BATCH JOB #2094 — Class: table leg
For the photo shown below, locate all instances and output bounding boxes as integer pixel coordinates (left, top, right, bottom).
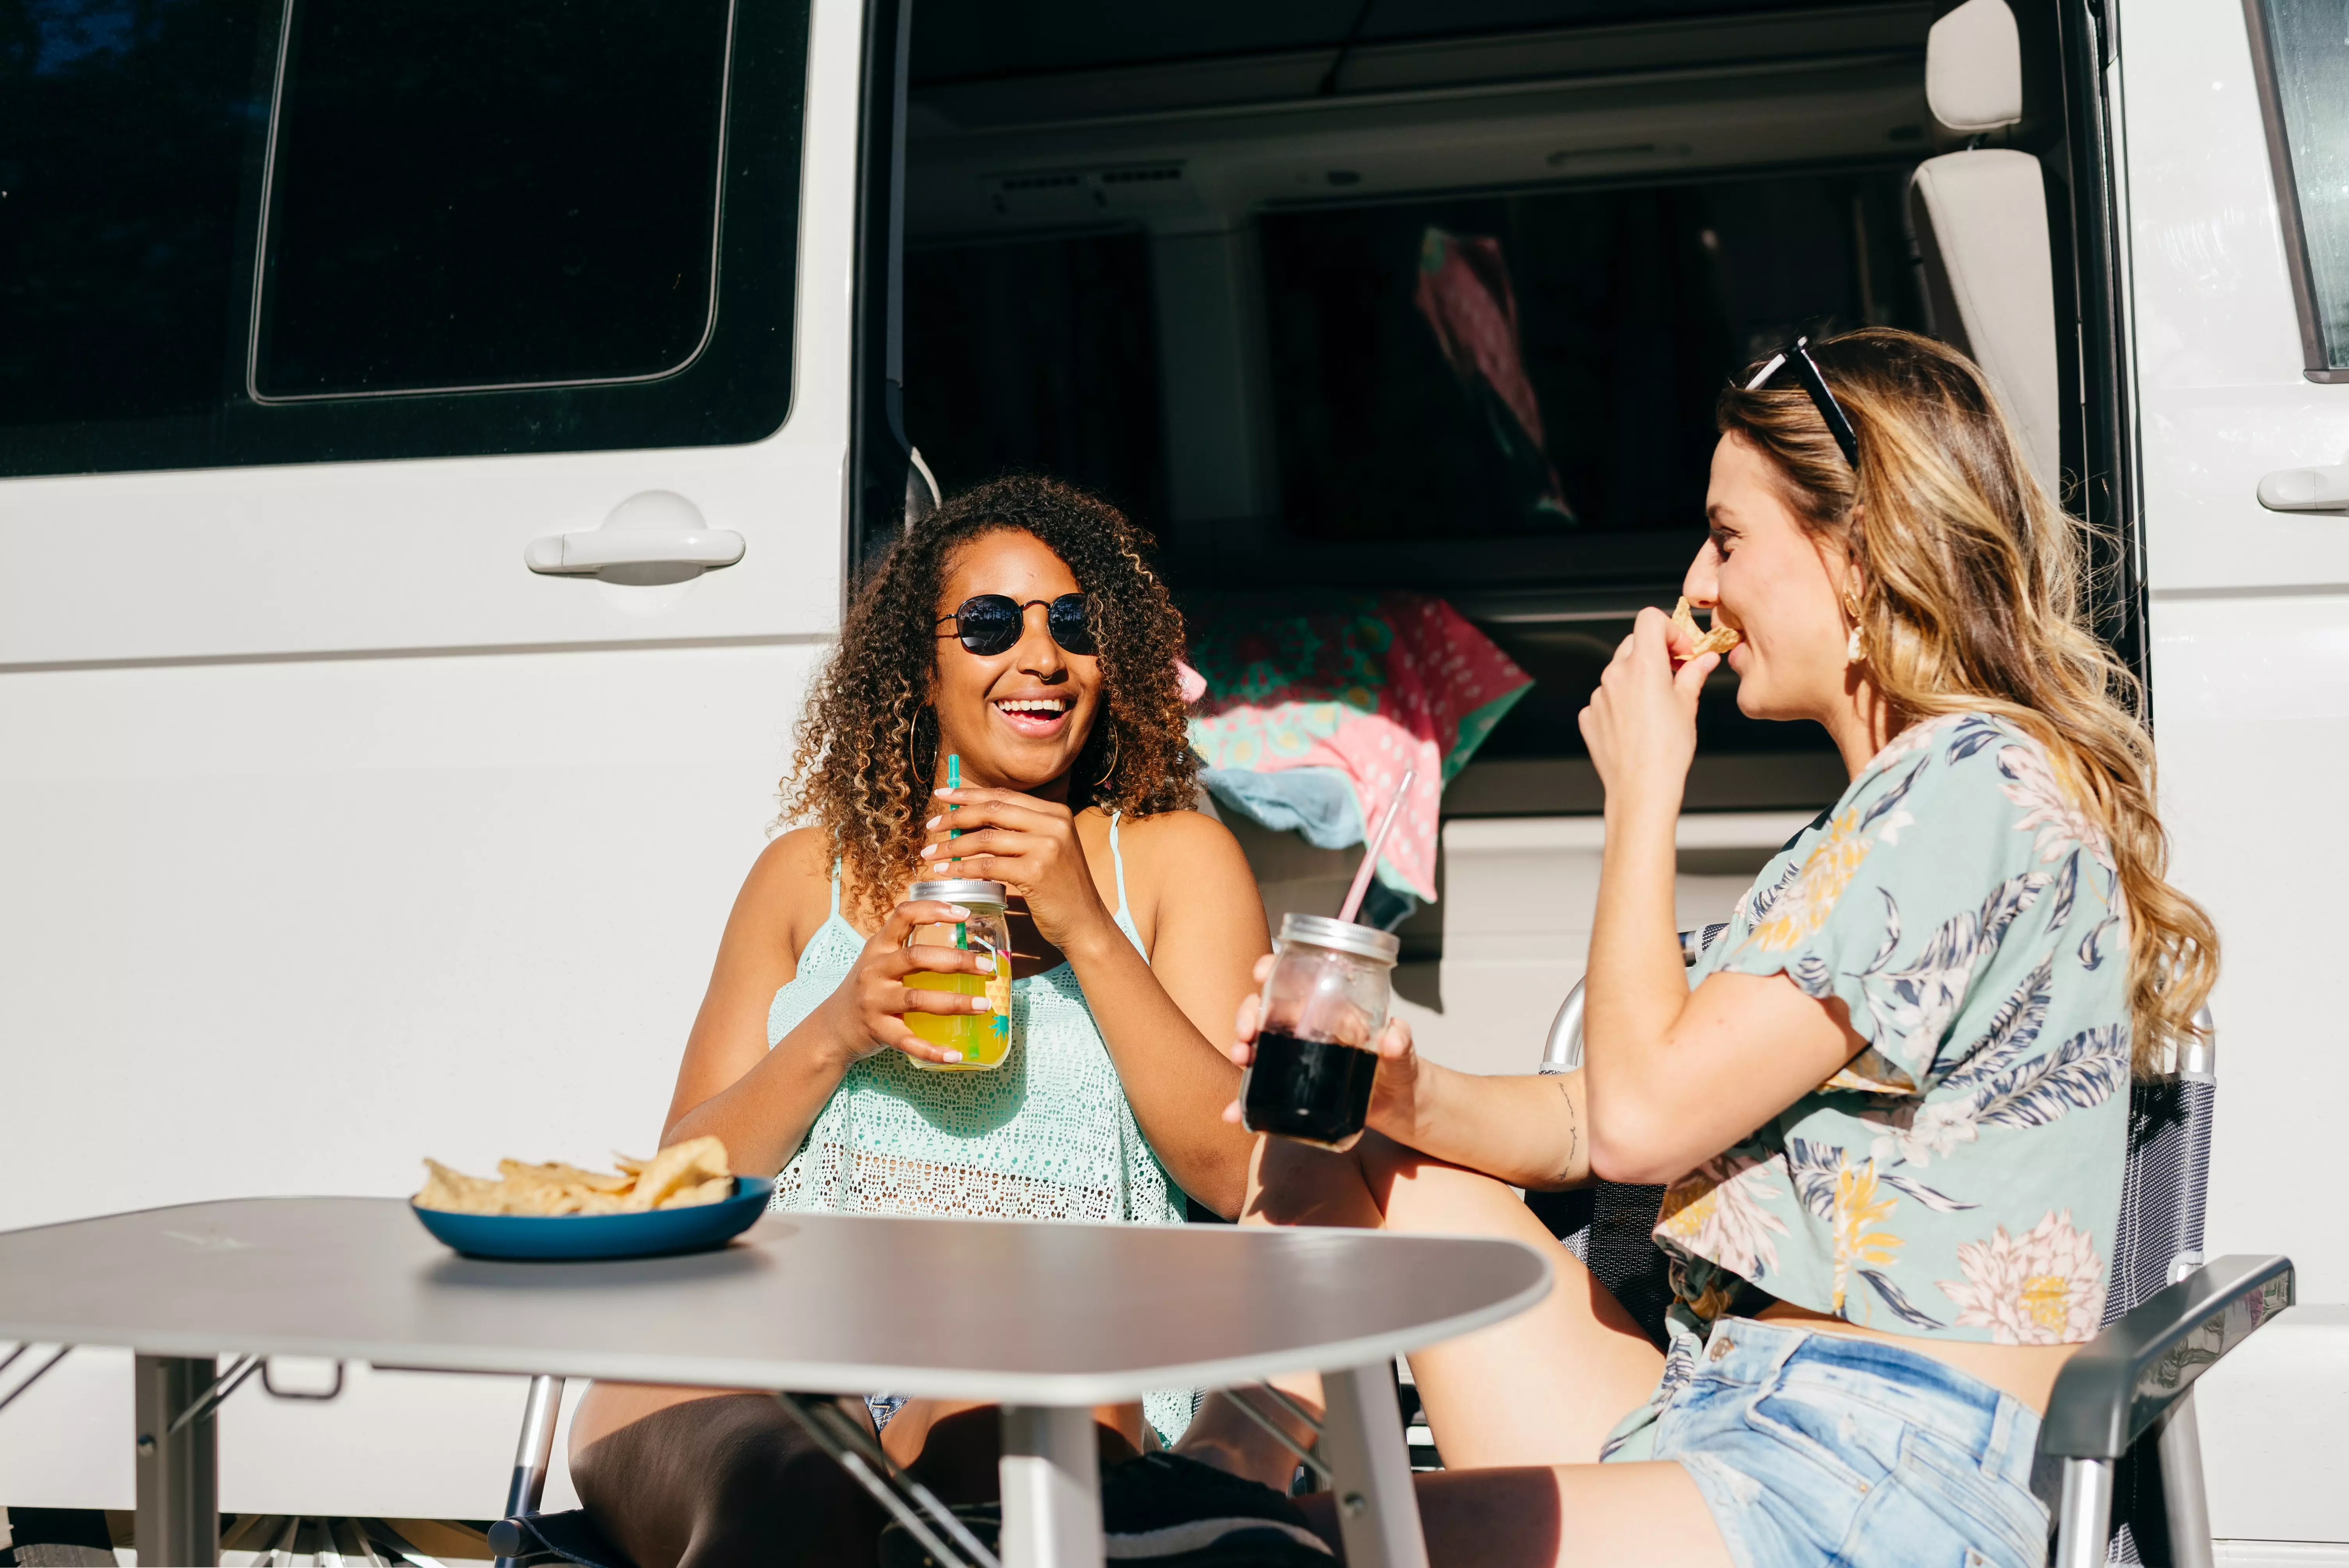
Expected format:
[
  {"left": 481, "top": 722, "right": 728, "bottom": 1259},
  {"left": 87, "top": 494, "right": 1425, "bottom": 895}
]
[
  {"left": 1319, "top": 1363, "right": 1430, "bottom": 1568},
  {"left": 135, "top": 1354, "right": 219, "bottom": 1567},
  {"left": 998, "top": 1404, "right": 1103, "bottom": 1568}
]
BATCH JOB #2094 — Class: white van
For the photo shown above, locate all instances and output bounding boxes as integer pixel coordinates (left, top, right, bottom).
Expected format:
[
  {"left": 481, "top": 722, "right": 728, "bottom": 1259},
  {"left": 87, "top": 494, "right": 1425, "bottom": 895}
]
[{"left": 3, "top": 0, "right": 2343, "bottom": 1556}]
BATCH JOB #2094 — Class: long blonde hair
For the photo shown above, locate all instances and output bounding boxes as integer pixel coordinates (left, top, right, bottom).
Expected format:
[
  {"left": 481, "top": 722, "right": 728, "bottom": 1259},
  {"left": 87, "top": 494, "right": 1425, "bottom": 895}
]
[{"left": 1718, "top": 328, "right": 2215, "bottom": 1075}]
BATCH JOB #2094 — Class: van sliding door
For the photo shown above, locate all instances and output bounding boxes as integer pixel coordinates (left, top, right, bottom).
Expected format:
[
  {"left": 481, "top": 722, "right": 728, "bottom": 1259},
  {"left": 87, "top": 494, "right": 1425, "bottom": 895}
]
[{"left": 0, "top": 0, "right": 865, "bottom": 1520}]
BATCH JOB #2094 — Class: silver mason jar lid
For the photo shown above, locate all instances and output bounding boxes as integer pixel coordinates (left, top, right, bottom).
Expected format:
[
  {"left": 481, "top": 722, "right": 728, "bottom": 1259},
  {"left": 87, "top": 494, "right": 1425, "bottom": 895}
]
[
  {"left": 1278, "top": 912, "right": 1400, "bottom": 964},
  {"left": 909, "top": 878, "right": 1008, "bottom": 911}
]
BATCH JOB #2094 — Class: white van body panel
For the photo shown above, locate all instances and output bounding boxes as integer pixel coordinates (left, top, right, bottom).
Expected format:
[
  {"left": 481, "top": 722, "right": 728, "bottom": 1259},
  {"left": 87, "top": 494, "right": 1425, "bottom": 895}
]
[
  {"left": 2125, "top": 0, "right": 2349, "bottom": 1547},
  {"left": 0, "top": 0, "right": 866, "bottom": 1517},
  {"left": 0, "top": 441, "right": 846, "bottom": 668}
]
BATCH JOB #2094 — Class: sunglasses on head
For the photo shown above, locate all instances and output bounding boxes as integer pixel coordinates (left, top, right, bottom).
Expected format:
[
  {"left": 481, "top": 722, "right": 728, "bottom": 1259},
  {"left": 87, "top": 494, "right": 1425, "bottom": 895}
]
[
  {"left": 935, "top": 593, "right": 1097, "bottom": 657},
  {"left": 1747, "top": 336, "right": 1859, "bottom": 468}
]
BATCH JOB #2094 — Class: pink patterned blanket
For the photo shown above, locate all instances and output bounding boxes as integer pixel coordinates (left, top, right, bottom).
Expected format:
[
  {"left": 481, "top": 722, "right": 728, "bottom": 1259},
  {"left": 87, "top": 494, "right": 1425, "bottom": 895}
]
[{"left": 1184, "top": 593, "right": 1532, "bottom": 901}]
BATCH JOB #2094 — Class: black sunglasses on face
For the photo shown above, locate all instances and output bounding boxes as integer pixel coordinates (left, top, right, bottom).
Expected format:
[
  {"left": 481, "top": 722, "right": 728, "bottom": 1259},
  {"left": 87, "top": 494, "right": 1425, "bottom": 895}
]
[
  {"left": 935, "top": 593, "right": 1097, "bottom": 657},
  {"left": 1748, "top": 336, "right": 1859, "bottom": 469}
]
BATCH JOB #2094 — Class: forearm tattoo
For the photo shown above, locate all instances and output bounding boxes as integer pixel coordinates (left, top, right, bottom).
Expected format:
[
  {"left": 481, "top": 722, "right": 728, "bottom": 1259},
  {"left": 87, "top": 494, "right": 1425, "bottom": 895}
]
[{"left": 1552, "top": 1076, "right": 1581, "bottom": 1183}]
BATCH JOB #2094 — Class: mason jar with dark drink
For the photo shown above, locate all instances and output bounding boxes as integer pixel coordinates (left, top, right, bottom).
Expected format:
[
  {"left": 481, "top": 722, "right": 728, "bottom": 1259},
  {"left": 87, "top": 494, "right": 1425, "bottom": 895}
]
[{"left": 1240, "top": 913, "right": 1400, "bottom": 1151}]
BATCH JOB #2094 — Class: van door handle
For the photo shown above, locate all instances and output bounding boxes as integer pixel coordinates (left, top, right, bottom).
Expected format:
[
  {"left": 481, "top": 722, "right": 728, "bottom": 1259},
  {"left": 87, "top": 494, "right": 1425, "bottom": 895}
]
[
  {"left": 523, "top": 491, "right": 744, "bottom": 579},
  {"left": 523, "top": 528, "right": 745, "bottom": 574},
  {"left": 2256, "top": 460, "right": 2349, "bottom": 513}
]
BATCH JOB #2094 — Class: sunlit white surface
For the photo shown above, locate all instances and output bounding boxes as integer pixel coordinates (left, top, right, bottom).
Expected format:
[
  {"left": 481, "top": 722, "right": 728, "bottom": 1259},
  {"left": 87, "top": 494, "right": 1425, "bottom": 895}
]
[
  {"left": 0, "top": 0, "right": 865, "bottom": 1518},
  {"left": 0, "top": 643, "right": 816, "bottom": 1234},
  {"left": 2127, "top": 0, "right": 2349, "bottom": 1545},
  {"left": 2127, "top": 0, "right": 2349, "bottom": 590}
]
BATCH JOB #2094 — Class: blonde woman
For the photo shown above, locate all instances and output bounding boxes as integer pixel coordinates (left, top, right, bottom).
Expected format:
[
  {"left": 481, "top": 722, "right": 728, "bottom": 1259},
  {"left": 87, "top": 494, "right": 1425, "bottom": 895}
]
[{"left": 1194, "top": 329, "right": 2218, "bottom": 1568}]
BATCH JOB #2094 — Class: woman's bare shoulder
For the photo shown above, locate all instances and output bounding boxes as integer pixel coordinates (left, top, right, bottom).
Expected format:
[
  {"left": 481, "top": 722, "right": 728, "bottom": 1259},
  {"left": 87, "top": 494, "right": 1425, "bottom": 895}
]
[
  {"left": 741, "top": 825, "right": 840, "bottom": 952},
  {"left": 1114, "top": 805, "right": 1247, "bottom": 858},
  {"left": 1113, "top": 808, "right": 1259, "bottom": 901}
]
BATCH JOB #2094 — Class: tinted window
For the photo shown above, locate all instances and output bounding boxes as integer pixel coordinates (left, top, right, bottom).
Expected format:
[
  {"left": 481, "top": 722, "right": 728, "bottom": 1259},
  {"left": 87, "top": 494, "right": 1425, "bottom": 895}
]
[
  {"left": 903, "top": 231, "right": 1166, "bottom": 524},
  {"left": 0, "top": 0, "right": 269, "bottom": 432},
  {"left": 0, "top": 0, "right": 807, "bottom": 478},
  {"left": 1259, "top": 171, "right": 1920, "bottom": 542},
  {"left": 911, "top": 0, "right": 1921, "bottom": 85},
  {"left": 2248, "top": 0, "right": 2349, "bottom": 374},
  {"left": 255, "top": 0, "right": 731, "bottom": 399}
]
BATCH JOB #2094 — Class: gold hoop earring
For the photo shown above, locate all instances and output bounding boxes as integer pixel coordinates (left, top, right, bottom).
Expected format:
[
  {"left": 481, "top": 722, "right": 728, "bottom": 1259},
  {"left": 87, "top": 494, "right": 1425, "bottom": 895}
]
[
  {"left": 1095, "top": 727, "right": 1120, "bottom": 786},
  {"left": 907, "top": 707, "right": 932, "bottom": 781}
]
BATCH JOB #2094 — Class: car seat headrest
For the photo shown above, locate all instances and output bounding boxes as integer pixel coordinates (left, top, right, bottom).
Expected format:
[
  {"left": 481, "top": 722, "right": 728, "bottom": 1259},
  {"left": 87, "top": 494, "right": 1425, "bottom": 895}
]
[{"left": 1927, "top": 0, "right": 2024, "bottom": 133}]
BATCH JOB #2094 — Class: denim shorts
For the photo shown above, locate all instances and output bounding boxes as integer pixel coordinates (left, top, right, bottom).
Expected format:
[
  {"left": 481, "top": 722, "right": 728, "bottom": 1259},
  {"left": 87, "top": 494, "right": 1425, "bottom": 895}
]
[{"left": 1600, "top": 1316, "right": 2051, "bottom": 1568}]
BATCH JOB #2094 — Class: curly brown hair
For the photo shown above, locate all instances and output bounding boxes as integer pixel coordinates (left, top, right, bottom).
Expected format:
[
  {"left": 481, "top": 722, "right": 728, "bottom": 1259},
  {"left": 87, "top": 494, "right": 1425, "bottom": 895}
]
[{"left": 781, "top": 475, "right": 1199, "bottom": 923}]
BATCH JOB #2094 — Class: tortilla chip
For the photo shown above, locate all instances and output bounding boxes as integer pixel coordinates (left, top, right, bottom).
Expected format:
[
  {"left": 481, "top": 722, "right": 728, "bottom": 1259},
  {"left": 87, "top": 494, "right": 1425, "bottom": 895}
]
[
  {"left": 622, "top": 1136, "right": 732, "bottom": 1212},
  {"left": 501, "top": 1159, "right": 631, "bottom": 1194},
  {"left": 415, "top": 1159, "right": 501, "bottom": 1215},
  {"left": 1668, "top": 596, "right": 1742, "bottom": 661},
  {"left": 663, "top": 1175, "right": 737, "bottom": 1210},
  {"left": 419, "top": 1139, "right": 733, "bottom": 1217}
]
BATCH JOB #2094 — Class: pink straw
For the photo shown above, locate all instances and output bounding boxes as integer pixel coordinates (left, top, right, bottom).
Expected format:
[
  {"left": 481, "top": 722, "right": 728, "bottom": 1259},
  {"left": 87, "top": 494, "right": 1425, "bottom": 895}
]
[{"left": 1338, "top": 767, "right": 1417, "bottom": 925}]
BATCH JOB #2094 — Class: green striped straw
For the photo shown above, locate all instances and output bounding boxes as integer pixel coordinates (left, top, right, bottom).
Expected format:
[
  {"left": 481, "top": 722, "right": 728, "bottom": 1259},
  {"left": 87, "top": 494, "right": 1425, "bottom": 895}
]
[{"left": 947, "top": 754, "right": 966, "bottom": 951}]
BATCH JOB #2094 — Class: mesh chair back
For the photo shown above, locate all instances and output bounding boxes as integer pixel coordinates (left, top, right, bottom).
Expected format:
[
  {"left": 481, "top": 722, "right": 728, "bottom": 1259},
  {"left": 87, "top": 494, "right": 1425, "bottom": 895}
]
[
  {"left": 2096, "top": 1021, "right": 2217, "bottom": 1566},
  {"left": 2107, "top": 1060, "right": 2216, "bottom": 1321},
  {"left": 1524, "top": 1182, "right": 1674, "bottom": 1348}
]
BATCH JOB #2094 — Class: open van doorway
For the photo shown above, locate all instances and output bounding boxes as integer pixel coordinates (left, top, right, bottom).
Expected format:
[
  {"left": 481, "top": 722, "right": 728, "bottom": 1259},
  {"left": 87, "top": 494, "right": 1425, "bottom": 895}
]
[{"left": 875, "top": 0, "right": 2110, "bottom": 1075}]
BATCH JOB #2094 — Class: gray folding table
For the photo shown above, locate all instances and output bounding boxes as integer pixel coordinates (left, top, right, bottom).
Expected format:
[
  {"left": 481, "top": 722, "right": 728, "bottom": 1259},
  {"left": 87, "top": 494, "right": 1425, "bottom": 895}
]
[{"left": 0, "top": 1197, "right": 1550, "bottom": 1568}]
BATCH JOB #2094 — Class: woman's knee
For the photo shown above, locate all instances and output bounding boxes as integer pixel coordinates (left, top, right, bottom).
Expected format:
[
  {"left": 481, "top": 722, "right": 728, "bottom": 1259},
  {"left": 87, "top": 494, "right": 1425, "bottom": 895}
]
[
  {"left": 571, "top": 1391, "right": 882, "bottom": 1568},
  {"left": 569, "top": 1382, "right": 743, "bottom": 1466},
  {"left": 1356, "top": 1133, "right": 1539, "bottom": 1237}
]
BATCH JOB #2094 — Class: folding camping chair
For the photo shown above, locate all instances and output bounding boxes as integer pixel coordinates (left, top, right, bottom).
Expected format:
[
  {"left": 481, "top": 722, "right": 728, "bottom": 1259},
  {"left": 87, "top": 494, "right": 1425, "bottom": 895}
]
[{"left": 1532, "top": 928, "right": 2291, "bottom": 1568}]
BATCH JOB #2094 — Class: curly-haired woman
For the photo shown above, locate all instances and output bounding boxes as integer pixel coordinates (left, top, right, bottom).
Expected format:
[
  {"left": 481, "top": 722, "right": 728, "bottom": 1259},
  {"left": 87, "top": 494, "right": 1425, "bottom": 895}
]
[
  {"left": 565, "top": 476, "right": 1269, "bottom": 1567},
  {"left": 1191, "top": 330, "right": 2219, "bottom": 1568}
]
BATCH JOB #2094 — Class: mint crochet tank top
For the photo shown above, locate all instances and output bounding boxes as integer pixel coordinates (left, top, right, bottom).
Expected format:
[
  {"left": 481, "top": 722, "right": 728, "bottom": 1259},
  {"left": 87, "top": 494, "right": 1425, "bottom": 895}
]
[
  {"left": 766, "top": 818, "right": 1194, "bottom": 1441},
  {"left": 766, "top": 816, "right": 1185, "bottom": 1228}
]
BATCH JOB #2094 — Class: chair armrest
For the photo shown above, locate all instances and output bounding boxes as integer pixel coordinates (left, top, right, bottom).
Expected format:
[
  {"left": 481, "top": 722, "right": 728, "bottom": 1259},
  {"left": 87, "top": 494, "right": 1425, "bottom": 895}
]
[
  {"left": 1539, "top": 927, "right": 1727, "bottom": 1074},
  {"left": 2039, "top": 1253, "right": 2294, "bottom": 1460},
  {"left": 1541, "top": 982, "right": 1585, "bottom": 1074}
]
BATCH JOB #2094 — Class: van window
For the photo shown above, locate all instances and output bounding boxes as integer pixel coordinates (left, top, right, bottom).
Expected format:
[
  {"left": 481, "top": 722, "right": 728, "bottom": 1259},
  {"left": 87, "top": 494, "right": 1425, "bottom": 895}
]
[
  {"left": 2247, "top": 0, "right": 2349, "bottom": 376},
  {"left": 0, "top": 0, "right": 808, "bottom": 478},
  {"left": 1261, "top": 173, "right": 1919, "bottom": 545},
  {"left": 253, "top": 0, "right": 731, "bottom": 400},
  {"left": 903, "top": 231, "right": 1166, "bottom": 523}
]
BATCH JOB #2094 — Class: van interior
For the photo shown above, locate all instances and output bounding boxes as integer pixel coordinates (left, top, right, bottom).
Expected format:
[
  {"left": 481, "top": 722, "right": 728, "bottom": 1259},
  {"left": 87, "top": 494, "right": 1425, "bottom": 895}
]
[{"left": 879, "top": 0, "right": 2097, "bottom": 1053}]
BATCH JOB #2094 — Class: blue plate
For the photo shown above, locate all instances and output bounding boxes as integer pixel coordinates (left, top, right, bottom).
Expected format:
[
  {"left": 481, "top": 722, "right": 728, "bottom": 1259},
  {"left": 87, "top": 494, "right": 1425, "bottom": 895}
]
[{"left": 411, "top": 1176, "right": 774, "bottom": 1261}]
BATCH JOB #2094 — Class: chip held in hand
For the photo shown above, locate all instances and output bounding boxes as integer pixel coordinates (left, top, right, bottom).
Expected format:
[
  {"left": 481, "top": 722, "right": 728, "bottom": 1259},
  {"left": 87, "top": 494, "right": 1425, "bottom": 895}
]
[
  {"left": 1670, "top": 595, "right": 1743, "bottom": 661},
  {"left": 415, "top": 1136, "right": 734, "bottom": 1217}
]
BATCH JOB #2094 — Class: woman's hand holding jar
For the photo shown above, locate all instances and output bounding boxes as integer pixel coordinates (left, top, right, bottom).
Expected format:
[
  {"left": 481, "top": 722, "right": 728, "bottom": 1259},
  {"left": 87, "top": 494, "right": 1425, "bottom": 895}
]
[{"left": 813, "top": 898, "right": 999, "bottom": 1068}]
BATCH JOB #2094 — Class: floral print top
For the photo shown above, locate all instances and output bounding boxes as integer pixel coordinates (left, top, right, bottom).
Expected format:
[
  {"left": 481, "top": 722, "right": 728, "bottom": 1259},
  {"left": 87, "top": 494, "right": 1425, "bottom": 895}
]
[{"left": 1654, "top": 711, "right": 2130, "bottom": 1347}]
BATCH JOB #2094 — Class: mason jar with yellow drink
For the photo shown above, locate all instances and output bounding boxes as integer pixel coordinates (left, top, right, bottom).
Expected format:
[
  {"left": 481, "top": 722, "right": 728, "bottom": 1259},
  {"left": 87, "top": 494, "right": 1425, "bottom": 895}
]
[{"left": 902, "top": 877, "right": 1012, "bottom": 1070}]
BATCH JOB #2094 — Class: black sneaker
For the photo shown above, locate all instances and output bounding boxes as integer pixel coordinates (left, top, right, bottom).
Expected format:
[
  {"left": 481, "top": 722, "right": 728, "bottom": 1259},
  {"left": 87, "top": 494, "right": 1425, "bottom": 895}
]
[
  {"left": 1101, "top": 1452, "right": 1334, "bottom": 1564},
  {"left": 876, "top": 1454, "right": 1332, "bottom": 1567}
]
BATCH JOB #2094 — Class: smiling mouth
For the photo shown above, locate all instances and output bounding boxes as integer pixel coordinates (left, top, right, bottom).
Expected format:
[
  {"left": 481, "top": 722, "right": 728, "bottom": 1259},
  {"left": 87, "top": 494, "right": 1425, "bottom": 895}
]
[{"left": 992, "top": 696, "right": 1071, "bottom": 737}]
